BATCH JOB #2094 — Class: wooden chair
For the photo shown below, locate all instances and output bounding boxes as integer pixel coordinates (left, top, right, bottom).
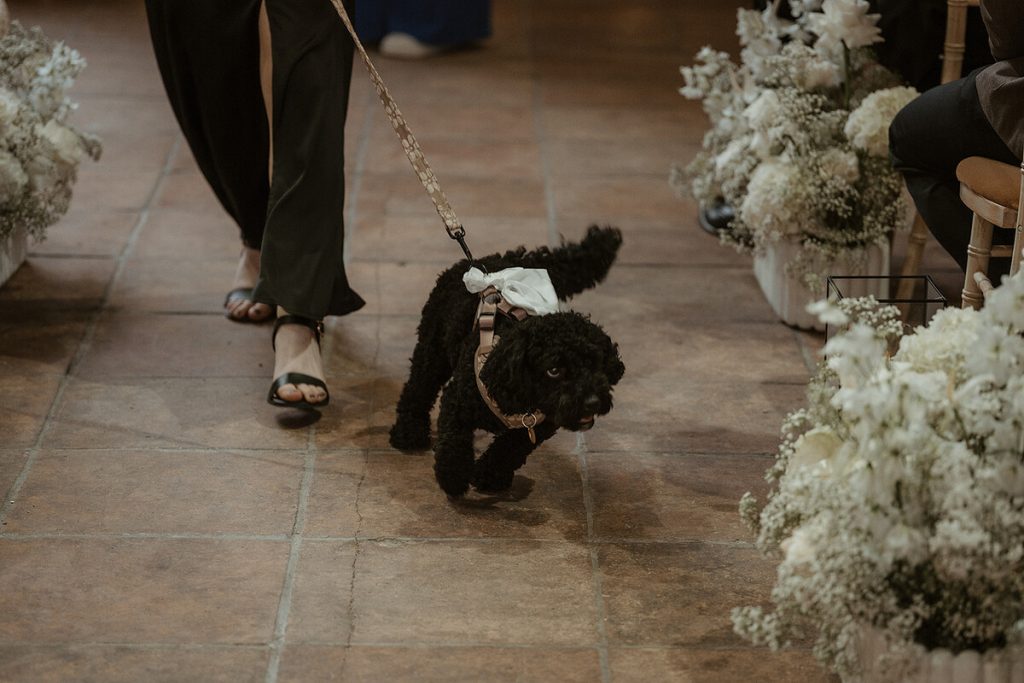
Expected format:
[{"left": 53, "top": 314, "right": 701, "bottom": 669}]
[
  {"left": 897, "top": 0, "right": 981, "bottom": 300},
  {"left": 956, "top": 158, "right": 1024, "bottom": 307}
]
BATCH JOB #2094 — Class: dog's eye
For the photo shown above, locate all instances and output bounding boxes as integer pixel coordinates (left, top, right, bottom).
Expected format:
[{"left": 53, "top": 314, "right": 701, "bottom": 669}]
[{"left": 546, "top": 367, "right": 564, "bottom": 379}]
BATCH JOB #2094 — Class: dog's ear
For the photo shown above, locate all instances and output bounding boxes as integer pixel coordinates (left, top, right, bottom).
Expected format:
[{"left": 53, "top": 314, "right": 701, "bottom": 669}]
[
  {"left": 605, "top": 341, "right": 625, "bottom": 385},
  {"left": 479, "top": 326, "right": 535, "bottom": 411}
]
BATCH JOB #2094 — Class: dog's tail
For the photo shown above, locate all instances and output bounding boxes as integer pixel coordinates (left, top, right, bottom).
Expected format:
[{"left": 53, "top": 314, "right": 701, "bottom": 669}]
[{"left": 522, "top": 225, "right": 622, "bottom": 300}]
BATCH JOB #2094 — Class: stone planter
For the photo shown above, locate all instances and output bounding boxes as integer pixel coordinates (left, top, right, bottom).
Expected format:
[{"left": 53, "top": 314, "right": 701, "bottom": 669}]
[
  {"left": 753, "top": 239, "right": 891, "bottom": 332},
  {"left": 848, "top": 626, "right": 1024, "bottom": 683},
  {"left": 0, "top": 225, "right": 27, "bottom": 288}
]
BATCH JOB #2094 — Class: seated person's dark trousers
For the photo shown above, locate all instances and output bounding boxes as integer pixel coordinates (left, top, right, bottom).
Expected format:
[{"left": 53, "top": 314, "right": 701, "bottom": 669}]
[{"left": 889, "top": 68, "right": 1017, "bottom": 273}]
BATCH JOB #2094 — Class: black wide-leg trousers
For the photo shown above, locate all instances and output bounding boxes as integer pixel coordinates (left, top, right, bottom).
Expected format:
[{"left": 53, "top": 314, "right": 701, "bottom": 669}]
[
  {"left": 889, "top": 69, "right": 1017, "bottom": 273},
  {"left": 145, "top": 0, "right": 364, "bottom": 319}
]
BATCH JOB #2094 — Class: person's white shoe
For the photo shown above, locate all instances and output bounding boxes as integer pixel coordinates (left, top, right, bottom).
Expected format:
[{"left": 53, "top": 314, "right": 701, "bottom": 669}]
[{"left": 379, "top": 32, "right": 446, "bottom": 59}]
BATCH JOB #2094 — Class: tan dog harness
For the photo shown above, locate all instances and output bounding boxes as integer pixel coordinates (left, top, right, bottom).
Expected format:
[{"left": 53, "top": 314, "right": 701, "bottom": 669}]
[{"left": 474, "top": 287, "right": 546, "bottom": 444}]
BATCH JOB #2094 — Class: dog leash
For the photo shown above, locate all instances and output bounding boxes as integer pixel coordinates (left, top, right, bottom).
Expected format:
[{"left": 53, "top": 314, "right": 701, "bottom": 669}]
[{"left": 326, "top": 0, "right": 474, "bottom": 264}]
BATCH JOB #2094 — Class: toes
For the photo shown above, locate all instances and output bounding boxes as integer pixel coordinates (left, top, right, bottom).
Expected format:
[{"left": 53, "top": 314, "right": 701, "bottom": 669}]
[
  {"left": 298, "top": 383, "right": 327, "bottom": 405},
  {"left": 248, "top": 303, "right": 271, "bottom": 321},
  {"left": 276, "top": 383, "right": 303, "bottom": 402},
  {"left": 227, "top": 299, "right": 251, "bottom": 319}
]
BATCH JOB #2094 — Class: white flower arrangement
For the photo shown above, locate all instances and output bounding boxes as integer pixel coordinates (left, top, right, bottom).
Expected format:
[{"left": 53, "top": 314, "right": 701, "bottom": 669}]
[
  {"left": 0, "top": 22, "right": 99, "bottom": 243},
  {"left": 733, "top": 271, "right": 1024, "bottom": 680},
  {"left": 671, "top": 1, "right": 918, "bottom": 294}
]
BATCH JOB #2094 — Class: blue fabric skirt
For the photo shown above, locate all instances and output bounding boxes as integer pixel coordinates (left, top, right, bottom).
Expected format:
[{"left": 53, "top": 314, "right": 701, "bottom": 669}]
[{"left": 356, "top": 0, "right": 491, "bottom": 45}]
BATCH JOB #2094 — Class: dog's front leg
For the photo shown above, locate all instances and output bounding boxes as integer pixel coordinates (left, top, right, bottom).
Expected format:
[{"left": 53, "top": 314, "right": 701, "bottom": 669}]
[
  {"left": 471, "top": 423, "right": 557, "bottom": 493},
  {"left": 432, "top": 391, "right": 477, "bottom": 498}
]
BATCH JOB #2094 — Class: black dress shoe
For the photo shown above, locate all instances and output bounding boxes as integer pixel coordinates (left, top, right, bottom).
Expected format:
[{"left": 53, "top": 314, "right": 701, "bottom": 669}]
[{"left": 698, "top": 199, "right": 735, "bottom": 236}]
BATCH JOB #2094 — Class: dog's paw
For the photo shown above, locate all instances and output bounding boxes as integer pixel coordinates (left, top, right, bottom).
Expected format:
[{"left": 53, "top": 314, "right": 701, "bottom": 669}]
[
  {"left": 471, "top": 467, "right": 515, "bottom": 493},
  {"left": 434, "top": 465, "right": 471, "bottom": 498},
  {"left": 389, "top": 418, "right": 432, "bottom": 452}
]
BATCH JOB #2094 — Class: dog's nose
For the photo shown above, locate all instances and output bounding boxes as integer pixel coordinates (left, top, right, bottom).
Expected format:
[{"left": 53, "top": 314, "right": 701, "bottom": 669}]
[{"left": 584, "top": 395, "right": 601, "bottom": 413}]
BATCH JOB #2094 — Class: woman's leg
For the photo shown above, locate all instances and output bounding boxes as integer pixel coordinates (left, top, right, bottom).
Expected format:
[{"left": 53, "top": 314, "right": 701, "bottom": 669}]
[
  {"left": 889, "top": 69, "right": 1018, "bottom": 271},
  {"left": 258, "top": 0, "right": 364, "bottom": 406},
  {"left": 144, "top": 0, "right": 274, "bottom": 321}
]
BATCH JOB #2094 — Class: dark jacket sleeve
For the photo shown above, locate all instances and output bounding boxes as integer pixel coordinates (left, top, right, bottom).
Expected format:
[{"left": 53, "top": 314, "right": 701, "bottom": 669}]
[{"left": 981, "top": 0, "right": 1024, "bottom": 61}]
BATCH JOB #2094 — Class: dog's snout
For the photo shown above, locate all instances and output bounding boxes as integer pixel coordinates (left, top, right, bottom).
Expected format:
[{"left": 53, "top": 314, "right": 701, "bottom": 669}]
[{"left": 583, "top": 395, "right": 601, "bottom": 413}]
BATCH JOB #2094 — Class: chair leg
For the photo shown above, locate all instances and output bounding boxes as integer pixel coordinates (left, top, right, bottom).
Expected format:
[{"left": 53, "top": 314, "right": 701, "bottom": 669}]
[
  {"left": 962, "top": 212, "right": 994, "bottom": 309},
  {"left": 1011, "top": 226, "right": 1023, "bottom": 277},
  {"left": 897, "top": 213, "right": 929, "bottom": 301}
]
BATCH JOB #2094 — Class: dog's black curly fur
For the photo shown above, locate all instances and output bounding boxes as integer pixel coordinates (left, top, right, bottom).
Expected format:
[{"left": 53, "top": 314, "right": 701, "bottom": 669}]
[{"left": 389, "top": 226, "right": 625, "bottom": 497}]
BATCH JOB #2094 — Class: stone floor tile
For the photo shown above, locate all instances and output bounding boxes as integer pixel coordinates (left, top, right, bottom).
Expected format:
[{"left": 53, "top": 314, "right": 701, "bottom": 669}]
[
  {"left": 365, "top": 137, "right": 543, "bottom": 181},
  {"left": 4, "top": 449, "right": 303, "bottom": 535},
  {"left": 0, "top": 371, "right": 62, "bottom": 448},
  {"left": 598, "top": 542, "right": 774, "bottom": 647},
  {"left": 357, "top": 173, "right": 547, "bottom": 221},
  {"left": 578, "top": 377, "right": 803, "bottom": 454},
  {"left": 131, "top": 207, "right": 241, "bottom": 260},
  {"left": 586, "top": 452, "right": 772, "bottom": 542},
  {"left": 363, "top": 262, "right": 450, "bottom": 317},
  {"left": 71, "top": 166, "right": 163, "bottom": 213},
  {"left": 0, "top": 646, "right": 267, "bottom": 683},
  {"left": 0, "top": 309, "right": 89, "bottom": 376},
  {"left": 348, "top": 214, "right": 550, "bottom": 265},
  {"left": 28, "top": 209, "right": 139, "bottom": 258},
  {"left": 542, "top": 104, "right": 702, "bottom": 142},
  {"left": 108, "top": 257, "right": 237, "bottom": 313},
  {"left": 378, "top": 62, "right": 534, "bottom": 106},
  {"left": 344, "top": 540, "right": 597, "bottom": 646},
  {"left": 308, "top": 376, "right": 377, "bottom": 450},
  {"left": 550, "top": 176, "right": 688, "bottom": 224},
  {"left": 304, "top": 449, "right": 587, "bottom": 540},
  {"left": 0, "top": 539, "right": 288, "bottom": 643},
  {"left": 367, "top": 101, "right": 536, "bottom": 142},
  {"left": 545, "top": 137, "right": 700, "bottom": 179},
  {"left": 324, "top": 315, "right": 418, "bottom": 379},
  {"left": 75, "top": 312, "right": 269, "bottom": 379},
  {"left": 0, "top": 449, "right": 29, "bottom": 501},
  {"left": 0, "top": 257, "right": 116, "bottom": 313},
  {"left": 43, "top": 377, "right": 311, "bottom": 450},
  {"left": 278, "top": 645, "right": 602, "bottom": 683},
  {"left": 285, "top": 541, "right": 358, "bottom": 643},
  {"left": 153, "top": 170, "right": 225, "bottom": 215},
  {"left": 608, "top": 647, "right": 833, "bottom": 683}
]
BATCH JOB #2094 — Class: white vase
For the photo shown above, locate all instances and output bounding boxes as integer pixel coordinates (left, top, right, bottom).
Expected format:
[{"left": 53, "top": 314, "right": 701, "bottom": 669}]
[
  {"left": 0, "top": 225, "right": 28, "bottom": 288},
  {"left": 847, "top": 626, "right": 1024, "bottom": 683},
  {"left": 752, "top": 239, "right": 891, "bottom": 332}
]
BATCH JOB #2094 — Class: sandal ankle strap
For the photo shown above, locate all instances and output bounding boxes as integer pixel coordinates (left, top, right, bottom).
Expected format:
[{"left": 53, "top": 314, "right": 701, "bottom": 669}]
[{"left": 272, "top": 314, "right": 324, "bottom": 350}]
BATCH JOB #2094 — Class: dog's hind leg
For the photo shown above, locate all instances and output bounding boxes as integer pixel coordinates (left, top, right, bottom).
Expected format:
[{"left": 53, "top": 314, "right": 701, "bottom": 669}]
[
  {"left": 389, "top": 321, "right": 451, "bottom": 452},
  {"left": 471, "top": 423, "right": 557, "bottom": 493}
]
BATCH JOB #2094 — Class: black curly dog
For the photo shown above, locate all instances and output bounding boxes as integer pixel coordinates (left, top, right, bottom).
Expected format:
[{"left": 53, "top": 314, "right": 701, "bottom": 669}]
[{"left": 389, "top": 226, "right": 625, "bottom": 497}]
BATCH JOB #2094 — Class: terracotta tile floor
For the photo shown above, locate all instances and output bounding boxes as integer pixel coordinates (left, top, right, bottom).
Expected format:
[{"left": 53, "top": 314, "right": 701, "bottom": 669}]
[{"left": 0, "top": 1, "right": 959, "bottom": 681}]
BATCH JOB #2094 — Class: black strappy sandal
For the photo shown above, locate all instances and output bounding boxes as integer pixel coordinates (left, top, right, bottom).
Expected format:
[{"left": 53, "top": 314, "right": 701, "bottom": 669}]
[
  {"left": 224, "top": 287, "right": 276, "bottom": 324},
  {"left": 267, "top": 315, "right": 330, "bottom": 411}
]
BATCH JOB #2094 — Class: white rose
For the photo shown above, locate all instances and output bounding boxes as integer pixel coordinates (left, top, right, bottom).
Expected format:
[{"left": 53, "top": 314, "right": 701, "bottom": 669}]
[
  {"left": 744, "top": 90, "right": 782, "bottom": 131},
  {"left": 0, "top": 87, "right": 21, "bottom": 124},
  {"left": 0, "top": 150, "right": 27, "bottom": 204},
  {"left": 790, "top": 426, "right": 843, "bottom": 469},
  {"left": 36, "top": 119, "right": 84, "bottom": 167},
  {"left": 818, "top": 148, "right": 860, "bottom": 184},
  {"left": 800, "top": 57, "right": 842, "bottom": 89}
]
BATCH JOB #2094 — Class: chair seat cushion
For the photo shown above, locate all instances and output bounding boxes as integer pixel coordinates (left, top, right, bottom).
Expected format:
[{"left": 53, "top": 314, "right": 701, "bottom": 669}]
[{"left": 956, "top": 156, "right": 1021, "bottom": 209}]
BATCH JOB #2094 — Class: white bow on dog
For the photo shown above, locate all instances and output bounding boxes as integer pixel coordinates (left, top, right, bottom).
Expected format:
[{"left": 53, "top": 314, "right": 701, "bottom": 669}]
[{"left": 463, "top": 267, "right": 559, "bottom": 316}]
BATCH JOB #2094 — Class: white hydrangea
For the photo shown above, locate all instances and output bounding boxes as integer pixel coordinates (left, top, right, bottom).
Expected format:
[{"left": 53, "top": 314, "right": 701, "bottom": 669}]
[
  {"left": 844, "top": 86, "right": 919, "bottom": 157},
  {"left": 740, "top": 160, "right": 804, "bottom": 239}
]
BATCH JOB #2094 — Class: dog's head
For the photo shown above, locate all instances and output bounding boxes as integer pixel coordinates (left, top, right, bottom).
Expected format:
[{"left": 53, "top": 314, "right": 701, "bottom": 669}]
[{"left": 480, "top": 312, "right": 624, "bottom": 431}]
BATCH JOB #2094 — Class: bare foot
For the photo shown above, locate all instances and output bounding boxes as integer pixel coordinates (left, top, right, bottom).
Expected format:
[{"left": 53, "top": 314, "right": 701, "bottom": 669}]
[
  {"left": 225, "top": 247, "right": 274, "bottom": 322},
  {"left": 272, "top": 308, "right": 328, "bottom": 406}
]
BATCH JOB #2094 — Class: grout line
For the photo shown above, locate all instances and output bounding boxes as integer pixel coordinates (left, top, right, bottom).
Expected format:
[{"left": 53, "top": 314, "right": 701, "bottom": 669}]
[
  {"left": 0, "top": 138, "right": 181, "bottom": 527},
  {"left": 578, "top": 451, "right": 612, "bottom": 683},
  {"left": 0, "top": 530, "right": 754, "bottom": 548}
]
